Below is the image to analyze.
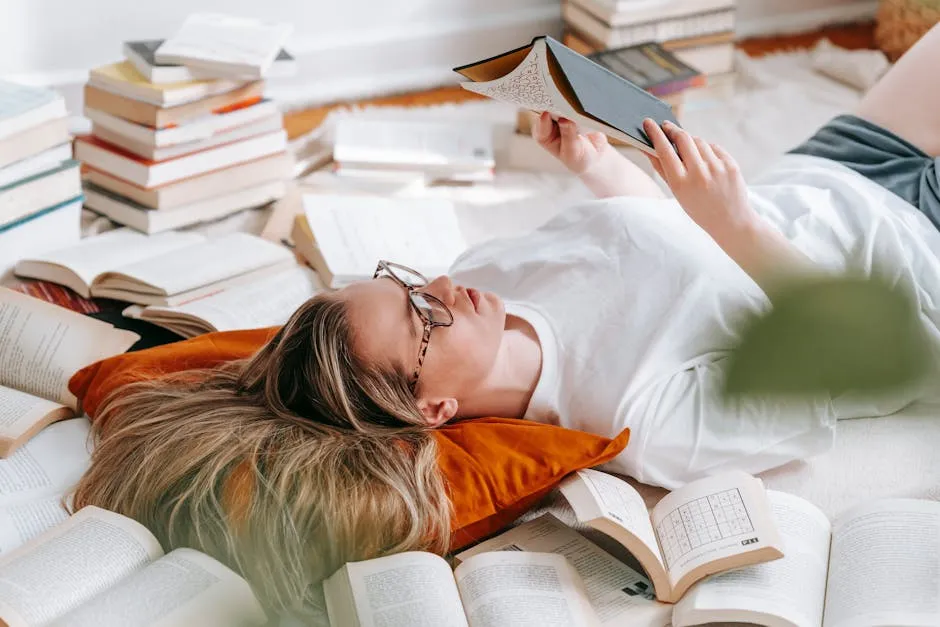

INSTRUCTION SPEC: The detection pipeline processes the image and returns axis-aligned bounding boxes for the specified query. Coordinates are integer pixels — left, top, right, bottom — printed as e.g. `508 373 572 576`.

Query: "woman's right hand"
532 111 611 175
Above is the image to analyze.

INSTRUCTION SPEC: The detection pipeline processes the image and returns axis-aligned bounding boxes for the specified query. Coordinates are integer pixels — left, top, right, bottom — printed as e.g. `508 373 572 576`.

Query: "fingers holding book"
533 112 610 175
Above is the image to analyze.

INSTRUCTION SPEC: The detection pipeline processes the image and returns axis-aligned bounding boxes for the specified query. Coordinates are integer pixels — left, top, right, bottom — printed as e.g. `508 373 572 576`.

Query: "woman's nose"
424 275 455 304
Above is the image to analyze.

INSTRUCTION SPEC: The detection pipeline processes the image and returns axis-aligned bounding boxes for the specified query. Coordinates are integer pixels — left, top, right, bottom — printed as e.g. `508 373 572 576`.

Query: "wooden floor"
283 21 877 140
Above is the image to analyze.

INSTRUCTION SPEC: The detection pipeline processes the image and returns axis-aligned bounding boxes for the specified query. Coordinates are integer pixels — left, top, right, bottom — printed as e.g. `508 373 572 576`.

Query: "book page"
0 289 139 408
334 551 468 627
302 194 468 284
0 418 91 507
455 514 671 627
16 229 204 295
460 41 567 115
49 548 267 627
559 470 665 586
0 505 163 627
0 385 68 441
141 264 323 333
673 490 831 627
650 472 782 588
455 551 599 627
0 496 70 556
101 233 292 298
823 499 940 627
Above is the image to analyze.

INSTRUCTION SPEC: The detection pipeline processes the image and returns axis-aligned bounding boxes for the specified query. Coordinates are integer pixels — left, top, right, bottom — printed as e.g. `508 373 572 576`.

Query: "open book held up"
453 35 679 154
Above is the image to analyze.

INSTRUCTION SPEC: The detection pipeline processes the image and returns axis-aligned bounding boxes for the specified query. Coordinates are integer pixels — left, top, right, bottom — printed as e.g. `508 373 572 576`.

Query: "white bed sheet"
530 400 940 527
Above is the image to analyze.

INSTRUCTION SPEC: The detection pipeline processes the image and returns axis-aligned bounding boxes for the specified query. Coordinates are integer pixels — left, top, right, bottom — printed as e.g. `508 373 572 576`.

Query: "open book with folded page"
324 549 600 627
557 469 784 603
291 193 468 288
123 264 324 338
14 229 293 306
0 419 90 555
0 506 268 627
0 289 137 457
456 513 673 626
453 35 678 155
671 491 940 627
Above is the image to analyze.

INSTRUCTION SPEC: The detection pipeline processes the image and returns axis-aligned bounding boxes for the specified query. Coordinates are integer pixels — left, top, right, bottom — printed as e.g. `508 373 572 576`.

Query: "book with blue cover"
0 159 82 229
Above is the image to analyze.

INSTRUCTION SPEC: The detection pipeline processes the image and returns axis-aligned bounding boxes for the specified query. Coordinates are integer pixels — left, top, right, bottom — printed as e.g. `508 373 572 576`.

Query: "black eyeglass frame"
373 260 454 392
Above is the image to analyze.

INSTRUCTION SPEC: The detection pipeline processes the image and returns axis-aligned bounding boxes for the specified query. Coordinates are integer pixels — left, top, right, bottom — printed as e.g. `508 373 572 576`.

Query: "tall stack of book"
0 82 82 281
563 0 737 79
75 19 295 234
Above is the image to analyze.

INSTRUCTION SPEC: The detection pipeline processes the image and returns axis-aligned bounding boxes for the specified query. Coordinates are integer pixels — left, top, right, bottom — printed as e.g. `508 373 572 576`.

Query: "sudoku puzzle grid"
655 488 754 569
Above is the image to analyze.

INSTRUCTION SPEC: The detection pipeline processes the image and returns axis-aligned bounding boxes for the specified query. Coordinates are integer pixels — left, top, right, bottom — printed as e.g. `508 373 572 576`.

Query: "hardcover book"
454 35 678 154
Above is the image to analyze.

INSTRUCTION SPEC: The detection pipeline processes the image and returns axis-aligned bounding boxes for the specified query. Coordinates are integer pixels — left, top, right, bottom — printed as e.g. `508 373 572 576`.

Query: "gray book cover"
543 36 677 149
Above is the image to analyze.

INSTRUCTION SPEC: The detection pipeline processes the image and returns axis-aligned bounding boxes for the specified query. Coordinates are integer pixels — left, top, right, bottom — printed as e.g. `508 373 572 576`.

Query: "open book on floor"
456 513 673 626
291 193 468 288
672 491 940 627
0 419 91 555
14 229 294 306
558 469 784 603
324 549 600 627
0 505 268 627
453 35 678 155
123 264 324 338
0 289 137 457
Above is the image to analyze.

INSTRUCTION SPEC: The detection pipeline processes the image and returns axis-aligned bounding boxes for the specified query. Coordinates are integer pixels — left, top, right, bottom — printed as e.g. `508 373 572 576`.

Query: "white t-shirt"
449 154 940 489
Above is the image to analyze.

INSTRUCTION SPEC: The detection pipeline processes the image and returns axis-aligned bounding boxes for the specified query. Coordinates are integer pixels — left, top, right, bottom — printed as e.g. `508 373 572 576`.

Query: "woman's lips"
467 288 480 312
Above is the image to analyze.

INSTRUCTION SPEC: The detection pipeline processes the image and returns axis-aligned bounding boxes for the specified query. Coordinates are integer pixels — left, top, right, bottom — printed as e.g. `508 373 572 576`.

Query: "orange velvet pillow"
68 328 629 549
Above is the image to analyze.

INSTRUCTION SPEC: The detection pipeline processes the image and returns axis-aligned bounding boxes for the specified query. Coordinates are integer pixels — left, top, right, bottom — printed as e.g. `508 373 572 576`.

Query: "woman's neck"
457 315 543 419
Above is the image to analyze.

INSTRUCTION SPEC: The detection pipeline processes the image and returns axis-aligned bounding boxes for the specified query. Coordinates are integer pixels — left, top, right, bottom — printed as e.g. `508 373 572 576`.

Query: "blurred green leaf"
724 276 934 398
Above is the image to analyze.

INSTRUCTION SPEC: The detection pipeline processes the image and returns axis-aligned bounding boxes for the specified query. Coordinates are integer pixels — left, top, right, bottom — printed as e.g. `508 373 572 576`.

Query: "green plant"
724 276 934 398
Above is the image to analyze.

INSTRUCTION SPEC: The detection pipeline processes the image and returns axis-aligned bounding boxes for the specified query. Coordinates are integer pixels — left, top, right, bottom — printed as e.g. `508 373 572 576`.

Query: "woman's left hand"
642 118 757 237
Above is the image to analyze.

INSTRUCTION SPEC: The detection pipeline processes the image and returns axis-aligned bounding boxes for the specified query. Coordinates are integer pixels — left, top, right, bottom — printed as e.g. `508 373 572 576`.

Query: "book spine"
646 75 706 97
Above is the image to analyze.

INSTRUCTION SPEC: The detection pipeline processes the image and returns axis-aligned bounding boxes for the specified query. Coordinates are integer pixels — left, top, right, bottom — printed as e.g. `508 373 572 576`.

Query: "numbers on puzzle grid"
654 488 754 570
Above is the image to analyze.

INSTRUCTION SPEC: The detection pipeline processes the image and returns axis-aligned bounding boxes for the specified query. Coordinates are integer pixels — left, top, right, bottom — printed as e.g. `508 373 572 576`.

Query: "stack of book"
75 15 295 234
0 82 83 281
563 0 737 78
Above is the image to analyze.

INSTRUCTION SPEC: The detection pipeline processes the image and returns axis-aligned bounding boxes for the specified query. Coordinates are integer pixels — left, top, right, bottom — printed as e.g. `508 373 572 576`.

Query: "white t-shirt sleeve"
609 358 837 490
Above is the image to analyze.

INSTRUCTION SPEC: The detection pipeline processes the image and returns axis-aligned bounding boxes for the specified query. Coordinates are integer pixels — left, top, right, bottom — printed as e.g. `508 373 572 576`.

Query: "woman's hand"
641 118 757 236
532 112 665 199
533 112 611 175
642 118 819 294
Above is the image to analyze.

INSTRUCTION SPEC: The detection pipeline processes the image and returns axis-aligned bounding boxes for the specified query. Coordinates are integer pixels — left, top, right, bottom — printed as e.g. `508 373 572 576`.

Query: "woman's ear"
416 397 459 427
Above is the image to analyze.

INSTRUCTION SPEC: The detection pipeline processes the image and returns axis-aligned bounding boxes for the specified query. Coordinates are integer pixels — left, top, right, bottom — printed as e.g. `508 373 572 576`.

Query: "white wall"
0 0 878 115
737 0 878 38
0 0 562 115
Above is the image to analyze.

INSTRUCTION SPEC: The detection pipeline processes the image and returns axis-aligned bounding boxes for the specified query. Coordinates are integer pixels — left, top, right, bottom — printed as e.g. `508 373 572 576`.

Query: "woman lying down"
74 25 940 615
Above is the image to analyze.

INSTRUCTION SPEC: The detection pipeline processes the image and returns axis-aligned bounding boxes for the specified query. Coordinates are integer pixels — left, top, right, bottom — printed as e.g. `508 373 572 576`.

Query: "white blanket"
531 400 940 526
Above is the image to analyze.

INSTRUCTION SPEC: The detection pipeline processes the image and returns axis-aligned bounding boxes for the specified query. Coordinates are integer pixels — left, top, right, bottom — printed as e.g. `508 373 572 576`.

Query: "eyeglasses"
373 260 454 392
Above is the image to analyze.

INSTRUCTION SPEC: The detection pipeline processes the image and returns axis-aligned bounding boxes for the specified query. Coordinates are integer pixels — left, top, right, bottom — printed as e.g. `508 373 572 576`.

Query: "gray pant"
790 114 940 229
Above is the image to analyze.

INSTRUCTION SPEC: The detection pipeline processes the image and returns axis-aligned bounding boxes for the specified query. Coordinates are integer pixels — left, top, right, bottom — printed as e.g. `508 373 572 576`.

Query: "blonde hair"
72 295 451 615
